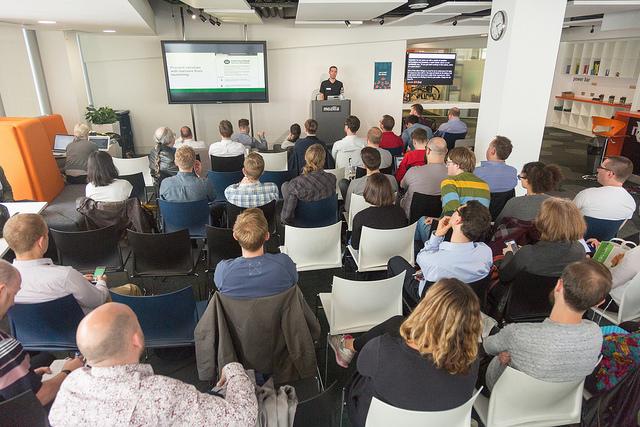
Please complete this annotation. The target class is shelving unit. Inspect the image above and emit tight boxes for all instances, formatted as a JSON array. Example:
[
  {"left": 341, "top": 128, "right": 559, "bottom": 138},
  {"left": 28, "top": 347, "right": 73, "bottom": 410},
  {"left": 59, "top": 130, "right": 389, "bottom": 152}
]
[
  {"left": 551, "top": 96, "right": 630, "bottom": 135},
  {"left": 560, "top": 39, "right": 640, "bottom": 78}
]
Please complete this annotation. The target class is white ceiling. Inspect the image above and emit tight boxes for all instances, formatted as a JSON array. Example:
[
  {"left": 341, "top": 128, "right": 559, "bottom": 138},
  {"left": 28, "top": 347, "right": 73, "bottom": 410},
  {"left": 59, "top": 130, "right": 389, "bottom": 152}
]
[
  {"left": 426, "top": 1, "right": 492, "bottom": 14},
  {"left": 565, "top": 0, "right": 640, "bottom": 18},
  {"left": 296, "top": 0, "right": 407, "bottom": 21},
  {"left": 182, "top": 0, "right": 251, "bottom": 10},
  {"left": 0, "top": 0, "right": 156, "bottom": 34},
  {"left": 386, "top": 12, "right": 458, "bottom": 26}
]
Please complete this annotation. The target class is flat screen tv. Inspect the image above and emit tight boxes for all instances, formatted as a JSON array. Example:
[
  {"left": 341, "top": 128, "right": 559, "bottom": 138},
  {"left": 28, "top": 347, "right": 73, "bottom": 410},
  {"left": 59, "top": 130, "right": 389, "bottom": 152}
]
[
  {"left": 405, "top": 52, "right": 456, "bottom": 86},
  {"left": 161, "top": 40, "right": 268, "bottom": 104}
]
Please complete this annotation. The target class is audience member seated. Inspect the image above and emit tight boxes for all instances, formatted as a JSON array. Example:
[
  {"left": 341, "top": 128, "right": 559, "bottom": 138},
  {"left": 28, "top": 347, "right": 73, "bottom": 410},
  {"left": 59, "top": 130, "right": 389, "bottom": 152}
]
[
  {"left": 64, "top": 123, "right": 98, "bottom": 185},
  {"left": 495, "top": 161, "right": 562, "bottom": 224},
  {"left": 350, "top": 173, "right": 407, "bottom": 250},
  {"left": 281, "top": 144, "right": 336, "bottom": 225},
  {"left": 395, "top": 128, "right": 429, "bottom": 183},
  {"left": 498, "top": 197, "right": 587, "bottom": 284},
  {"left": 342, "top": 147, "right": 398, "bottom": 214},
  {"left": 49, "top": 302, "right": 257, "bottom": 425},
  {"left": 349, "top": 127, "right": 392, "bottom": 170},
  {"left": 148, "top": 127, "right": 178, "bottom": 186},
  {"left": 160, "top": 145, "right": 215, "bottom": 202},
  {"left": 573, "top": 155, "right": 636, "bottom": 222},
  {"left": 209, "top": 120, "right": 246, "bottom": 158},
  {"left": 391, "top": 201, "right": 492, "bottom": 307},
  {"left": 0, "top": 260, "right": 84, "bottom": 405},
  {"left": 399, "top": 137, "right": 448, "bottom": 218},
  {"left": 232, "top": 118, "right": 267, "bottom": 151},
  {"left": 473, "top": 136, "right": 518, "bottom": 193},
  {"left": 409, "top": 103, "right": 436, "bottom": 129},
  {"left": 481, "top": 259, "right": 610, "bottom": 392},
  {"left": 4, "top": 214, "right": 137, "bottom": 314},
  {"left": 271, "top": 123, "right": 301, "bottom": 149},
  {"left": 401, "top": 115, "right": 432, "bottom": 152},
  {"left": 215, "top": 209, "right": 297, "bottom": 298},
  {"left": 0, "top": 165, "right": 14, "bottom": 202},
  {"left": 331, "top": 115, "right": 365, "bottom": 161},
  {"left": 342, "top": 279, "right": 481, "bottom": 427},
  {"left": 85, "top": 151, "right": 133, "bottom": 203},
  {"left": 288, "top": 119, "right": 332, "bottom": 176},
  {"left": 174, "top": 126, "right": 205, "bottom": 149},
  {"left": 378, "top": 115, "right": 403, "bottom": 152},
  {"left": 224, "top": 152, "right": 278, "bottom": 208},
  {"left": 436, "top": 107, "right": 468, "bottom": 135}
]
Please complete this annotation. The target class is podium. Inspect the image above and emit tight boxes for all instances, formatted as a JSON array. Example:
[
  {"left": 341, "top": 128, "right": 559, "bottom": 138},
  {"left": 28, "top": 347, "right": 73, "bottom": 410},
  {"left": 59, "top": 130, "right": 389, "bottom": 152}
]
[{"left": 310, "top": 99, "right": 351, "bottom": 147}]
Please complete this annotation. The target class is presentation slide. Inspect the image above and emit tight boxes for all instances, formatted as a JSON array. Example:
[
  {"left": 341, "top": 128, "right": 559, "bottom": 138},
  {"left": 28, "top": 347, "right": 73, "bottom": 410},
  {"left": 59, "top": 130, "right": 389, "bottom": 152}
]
[
  {"left": 405, "top": 52, "right": 456, "bottom": 86},
  {"left": 161, "top": 41, "right": 268, "bottom": 103}
]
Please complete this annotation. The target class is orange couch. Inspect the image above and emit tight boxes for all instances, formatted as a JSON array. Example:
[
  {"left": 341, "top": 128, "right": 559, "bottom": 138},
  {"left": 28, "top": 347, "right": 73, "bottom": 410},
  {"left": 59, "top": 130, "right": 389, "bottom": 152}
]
[
  {"left": 37, "top": 114, "right": 68, "bottom": 148},
  {"left": 0, "top": 116, "right": 65, "bottom": 202}
]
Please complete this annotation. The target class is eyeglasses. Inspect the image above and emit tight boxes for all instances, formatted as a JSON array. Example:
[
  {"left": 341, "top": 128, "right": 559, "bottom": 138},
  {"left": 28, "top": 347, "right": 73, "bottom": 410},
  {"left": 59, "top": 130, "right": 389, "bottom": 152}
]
[
  {"left": 597, "top": 165, "right": 613, "bottom": 173},
  {"left": 517, "top": 174, "right": 526, "bottom": 180},
  {"left": 446, "top": 161, "right": 456, "bottom": 166}
]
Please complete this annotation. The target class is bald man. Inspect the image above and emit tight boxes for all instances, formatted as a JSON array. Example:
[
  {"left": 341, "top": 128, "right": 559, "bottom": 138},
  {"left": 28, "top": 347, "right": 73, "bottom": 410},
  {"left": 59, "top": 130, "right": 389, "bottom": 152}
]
[
  {"left": 49, "top": 303, "right": 257, "bottom": 426},
  {"left": 0, "top": 260, "right": 83, "bottom": 405}
]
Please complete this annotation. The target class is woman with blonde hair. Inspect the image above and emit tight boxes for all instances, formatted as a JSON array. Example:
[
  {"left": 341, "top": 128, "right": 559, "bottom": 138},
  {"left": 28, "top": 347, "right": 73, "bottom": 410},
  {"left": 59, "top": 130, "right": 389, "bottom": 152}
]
[
  {"left": 280, "top": 144, "right": 336, "bottom": 224},
  {"left": 334, "top": 278, "right": 481, "bottom": 427},
  {"left": 64, "top": 123, "right": 98, "bottom": 184}
]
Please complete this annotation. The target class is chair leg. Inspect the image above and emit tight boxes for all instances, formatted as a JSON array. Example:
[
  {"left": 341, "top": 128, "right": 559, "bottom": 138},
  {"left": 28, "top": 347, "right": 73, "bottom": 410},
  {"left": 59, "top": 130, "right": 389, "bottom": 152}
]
[
  {"left": 339, "top": 387, "right": 345, "bottom": 427},
  {"left": 324, "top": 332, "right": 330, "bottom": 387}
]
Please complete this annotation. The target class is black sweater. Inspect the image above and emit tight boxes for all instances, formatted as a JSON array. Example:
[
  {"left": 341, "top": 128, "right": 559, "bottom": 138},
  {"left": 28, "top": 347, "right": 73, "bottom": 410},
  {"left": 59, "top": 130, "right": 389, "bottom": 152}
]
[{"left": 351, "top": 205, "right": 409, "bottom": 250}]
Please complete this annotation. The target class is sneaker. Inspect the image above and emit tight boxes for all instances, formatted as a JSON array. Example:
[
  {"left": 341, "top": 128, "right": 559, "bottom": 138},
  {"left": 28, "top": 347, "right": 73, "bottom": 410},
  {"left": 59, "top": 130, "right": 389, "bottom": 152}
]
[{"left": 328, "top": 334, "right": 355, "bottom": 368}]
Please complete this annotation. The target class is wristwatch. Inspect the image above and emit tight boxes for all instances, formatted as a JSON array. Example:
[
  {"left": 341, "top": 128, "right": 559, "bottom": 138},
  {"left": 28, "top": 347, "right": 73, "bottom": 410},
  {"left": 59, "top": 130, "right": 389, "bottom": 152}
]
[{"left": 61, "top": 369, "right": 72, "bottom": 376}]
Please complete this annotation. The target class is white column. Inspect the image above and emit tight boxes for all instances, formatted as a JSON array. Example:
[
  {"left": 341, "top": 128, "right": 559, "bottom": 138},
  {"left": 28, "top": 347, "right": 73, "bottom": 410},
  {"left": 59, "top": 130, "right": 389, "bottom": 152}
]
[
  {"left": 475, "top": 0, "right": 566, "bottom": 175},
  {"left": 22, "top": 28, "right": 52, "bottom": 116}
]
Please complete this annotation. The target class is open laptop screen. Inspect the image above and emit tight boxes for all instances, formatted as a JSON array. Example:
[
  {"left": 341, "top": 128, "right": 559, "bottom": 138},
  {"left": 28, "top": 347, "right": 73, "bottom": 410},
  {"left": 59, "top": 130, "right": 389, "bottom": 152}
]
[
  {"left": 53, "top": 134, "right": 74, "bottom": 151},
  {"left": 88, "top": 135, "right": 110, "bottom": 150}
]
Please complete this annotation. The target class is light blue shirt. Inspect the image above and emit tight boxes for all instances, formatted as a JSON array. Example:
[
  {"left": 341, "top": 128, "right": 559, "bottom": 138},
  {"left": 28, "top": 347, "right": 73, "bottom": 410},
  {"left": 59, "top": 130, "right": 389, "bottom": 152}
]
[
  {"left": 416, "top": 233, "right": 493, "bottom": 297},
  {"left": 159, "top": 172, "right": 216, "bottom": 202},
  {"left": 401, "top": 123, "right": 433, "bottom": 151},
  {"left": 473, "top": 161, "right": 518, "bottom": 193},
  {"left": 231, "top": 132, "right": 267, "bottom": 150},
  {"left": 437, "top": 117, "right": 468, "bottom": 135}
]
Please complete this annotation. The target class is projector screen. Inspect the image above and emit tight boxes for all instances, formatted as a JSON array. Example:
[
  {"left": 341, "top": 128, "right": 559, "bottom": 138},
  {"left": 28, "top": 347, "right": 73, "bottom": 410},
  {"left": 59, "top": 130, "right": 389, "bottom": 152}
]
[
  {"left": 161, "top": 40, "right": 268, "bottom": 104},
  {"left": 405, "top": 52, "right": 456, "bottom": 86}
]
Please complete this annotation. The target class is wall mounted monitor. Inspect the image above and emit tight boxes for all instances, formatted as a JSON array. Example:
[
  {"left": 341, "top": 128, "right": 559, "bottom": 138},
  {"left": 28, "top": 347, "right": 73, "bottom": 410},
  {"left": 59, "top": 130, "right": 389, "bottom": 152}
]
[
  {"left": 405, "top": 52, "right": 457, "bottom": 86},
  {"left": 161, "top": 40, "right": 269, "bottom": 104}
]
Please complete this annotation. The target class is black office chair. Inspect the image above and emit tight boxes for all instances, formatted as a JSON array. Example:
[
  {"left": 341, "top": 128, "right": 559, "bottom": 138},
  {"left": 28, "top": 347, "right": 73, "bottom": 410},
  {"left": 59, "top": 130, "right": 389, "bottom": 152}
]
[
  {"left": 0, "top": 390, "right": 48, "bottom": 427},
  {"left": 489, "top": 189, "right": 516, "bottom": 221},
  {"left": 584, "top": 216, "right": 624, "bottom": 241},
  {"left": 205, "top": 226, "right": 242, "bottom": 273},
  {"left": 409, "top": 192, "right": 442, "bottom": 224},
  {"left": 502, "top": 272, "right": 559, "bottom": 324},
  {"left": 355, "top": 166, "right": 393, "bottom": 178},
  {"left": 441, "top": 131, "right": 467, "bottom": 151},
  {"left": 50, "top": 224, "right": 125, "bottom": 273},
  {"left": 468, "top": 274, "right": 491, "bottom": 311},
  {"left": 293, "top": 381, "right": 342, "bottom": 427},
  {"left": 226, "top": 200, "right": 277, "bottom": 233},
  {"left": 211, "top": 154, "right": 244, "bottom": 172},
  {"left": 119, "top": 172, "right": 146, "bottom": 202},
  {"left": 259, "top": 171, "right": 291, "bottom": 199}
]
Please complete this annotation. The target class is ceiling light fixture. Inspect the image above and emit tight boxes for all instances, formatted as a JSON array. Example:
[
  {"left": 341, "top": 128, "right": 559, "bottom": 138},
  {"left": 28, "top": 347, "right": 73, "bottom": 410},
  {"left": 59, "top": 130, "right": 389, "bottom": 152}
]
[
  {"left": 590, "top": 25, "right": 595, "bottom": 33},
  {"left": 38, "top": 20, "right": 56, "bottom": 24},
  {"left": 408, "top": 0, "right": 429, "bottom": 9},
  {"left": 452, "top": 19, "right": 458, "bottom": 26},
  {"left": 186, "top": 7, "right": 196, "bottom": 19},
  {"left": 103, "top": 30, "right": 116, "bottom": 33},
  {"left": 379, "top": 18, "right": 385, "bottom": 25},
  {"left": 199, "top": 13, "right": 207, "bottom": 22}
]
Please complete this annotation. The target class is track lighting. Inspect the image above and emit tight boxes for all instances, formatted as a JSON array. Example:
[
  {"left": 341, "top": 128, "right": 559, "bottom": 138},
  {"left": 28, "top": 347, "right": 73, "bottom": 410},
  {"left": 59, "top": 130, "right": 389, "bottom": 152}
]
[
  {"left": 345, "top": 20, "right": 351, "bottom": 27},
  {"left": 590, "top": 25, "right": 595, "bottom": 33},
  {"left": 379, "top": 18, "right": 384, "bottom": 25},
  {"left": 452, "top": 19, "right": 458, "bottom": 26},
  {"left": 186, "top": 8, "right": 196, "bottom": 19},
  {"left": 199, "top": 13, "right": 207, "bottom": 22}
]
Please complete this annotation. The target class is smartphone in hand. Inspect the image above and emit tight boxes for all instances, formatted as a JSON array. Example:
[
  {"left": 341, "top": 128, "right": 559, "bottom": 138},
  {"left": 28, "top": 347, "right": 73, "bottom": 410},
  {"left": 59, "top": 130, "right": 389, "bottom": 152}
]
[
  {"left": 91, "top": 266, "right": 106, "bottom": 283},
  {"left": 505, "top": 240, "right": 519, "bottom": 253}
]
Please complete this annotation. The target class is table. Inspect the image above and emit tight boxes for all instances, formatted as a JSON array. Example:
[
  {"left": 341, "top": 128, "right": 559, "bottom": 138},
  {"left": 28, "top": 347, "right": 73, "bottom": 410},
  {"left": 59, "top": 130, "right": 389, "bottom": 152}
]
[{"left": 1, "top": 202, "right": 48, "bottom": 258}]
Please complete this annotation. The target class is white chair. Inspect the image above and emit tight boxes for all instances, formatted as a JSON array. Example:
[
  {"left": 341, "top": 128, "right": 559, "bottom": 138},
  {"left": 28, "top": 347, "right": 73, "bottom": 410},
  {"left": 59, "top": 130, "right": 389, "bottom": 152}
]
[
  {"left": 473, "top": 366, "right": 585, "bottom": 427},
  {"left": 259, "top": 151, "right": 288, "bottom": 171},
  {"left": 454, "top": 138, "right": 475, "bottom": 151},
  {"left": 344, "top": 193, "right": 372, "bottom": 231},
  {"left": 335, "top": 149, "right": 360, "bottom": 171},
  {"left": 347, "top": 222, "right": 417, "bottom": 272},
  {"left": 366, "top": 389, "right": 482, "bottom": 427},
  {"left": 112, "top": 156, "right": 153, "bottom": 187},
  {"left": 279, "top": 222, "right": 342, "bottom": 272},
  {"left": 324, "top": 168, "right": 345, "bottom": 200},
  {"left": 481, "top": 312, "right": 498, "bottom": 340},
  {"left": 591, "top": 271, "right": 640, "bottom": 325},
  {"left": 194, "top": 146, "right": 212, "bottom": 172}
]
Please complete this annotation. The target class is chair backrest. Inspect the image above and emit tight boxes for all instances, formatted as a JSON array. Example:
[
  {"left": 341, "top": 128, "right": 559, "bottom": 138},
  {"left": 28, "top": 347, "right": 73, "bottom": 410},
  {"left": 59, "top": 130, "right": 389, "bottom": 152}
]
[
  {"left": 110, "top": 286, "right": 198, "bottom": 347},
  {"left": 158, "top": 198, "right": 210, "bottom": 238},
  {"left": 409, "top": 192, "right": 442, "bottom": 223},
  {"left": 119, "top": 172, "right": 146, "bottom": 202},
  {"left": 207, "top": 170, "right": 244, "bottom": 202},
  {"left": 325, "top": 168, "right": 346, "bottom": 192},
  {"left": 347, "top": 193, "right": 373, "bottom": 231},
  {"left": 387, "top": 146, "right": 403, "bottom": 156},
  {"left": 468, "top": 274, "right": 491, "bottom": 310},
  {"left": 8, "top": 294, "right": 84, "bottom": 351},
  {"left": 442, "top": 132, "right": 467, "bottom": 150},
  {"left": 283, "top": 222, "right": 342, "bottom": 272},
  {"left": 112, "top": 156, "right": 153, "bottom": 186},
  {"left": 294, "top": 381, "right": 341, "bottom": 427},
  {"left": 454, "top": 138, "right": 476, "bottom": 150},
  {"left": 226, "top": 199, "right": 277, "bottom": 233},
  {"left": 193, "top": 146, "right": 211, "bottom": 171},
  {"left": 485, "top": 366, "right": 584, "bottom": 427},
  {"left": 50, "top": 224, "right": 123, "bottom": 272},
  {"left": 127, "top": 229, "right": 194, "bottom": 276},
  {"left": 329, "top": 272, "right": 405, "bottom": 334},
  {"left": 294, "top": 194, "right": 338, "bottom": 228},
  {"left": 584, "top": 216, "right": 624, "bottom": 241},
  {"left": 618, "top": 271, "right": 640, "bottom": 323},
  {"left": 206, "top": 225, "right": 242, "bottom": 271},
  {"left": 504, "top": 271, "right": 559, "bottom": 323},
  {"left": 259, "top": 170, "right": 291, "bottom": 199},
  {"left": 0, "top": 390, "right": 48, "bottom": 427},
  {"left": 259, "top": 151, "right": 288, "bottom": 171},
  {"left": 356, "top": 223, "right": 418, "bottom": 272},
  {"left": 211, "top": 154, "right": 244, "bottom": 172},
  {"left": 489, "top": 189, "right": 515, "bottom": 221},
  {"left": 366, "top": 389, "right": 481, "bottom": 427},
  {"left": 335, "top": 149, "right": 360, "bottom": 171}
]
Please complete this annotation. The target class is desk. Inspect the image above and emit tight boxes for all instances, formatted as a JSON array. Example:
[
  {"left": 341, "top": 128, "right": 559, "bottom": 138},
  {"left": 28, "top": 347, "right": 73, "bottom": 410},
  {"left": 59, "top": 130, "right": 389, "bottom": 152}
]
[{"left": 1, "top": 202, "right": 48, "bottom": 258}]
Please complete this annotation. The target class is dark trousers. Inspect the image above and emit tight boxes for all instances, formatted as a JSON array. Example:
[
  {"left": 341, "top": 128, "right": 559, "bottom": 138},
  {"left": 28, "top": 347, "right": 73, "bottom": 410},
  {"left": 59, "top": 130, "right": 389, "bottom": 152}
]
[
  {"left": 387, "top": 256, "right": 421, "bottom": 309},
  {"left": 353, "top": 315, "right": 404, "bottom": 352}
]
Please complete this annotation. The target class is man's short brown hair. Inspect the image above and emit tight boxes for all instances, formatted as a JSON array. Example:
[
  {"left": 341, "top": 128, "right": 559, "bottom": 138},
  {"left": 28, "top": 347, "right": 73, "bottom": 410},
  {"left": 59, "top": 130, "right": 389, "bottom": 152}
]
[
  {"left": 3, "top": 214, "right": 48, "bottom": 254},
  {"left": 458, "top": 201, "right": 491, "bottom": 242},
  {"left": 238, "top": 118, "right": 250, "bottom": 129},
  {"left": 361, "top": 146, "right": 381, "bottom": 171},
  {"left": 233, "top": 208, "right": 269, "bottom": 251},
  {"left": 244, "top": 152, "right": 265, "bottom": 179},
  {"left": 411, "top": 128, "right": 429, "bottom": 146},
  {"left": 448, "top": 107, "right": 461, "bottom": 117},
  {"left": 304, "top": 119, "right": 318, "bottom": 134},
  {"left": 380, "top": 115, "right": 395, "bottom": 131},
  {"left": 219, "top": 120, "right": 233, "bottom": 138},
  {"left": 605, "top": 156, "right": 633, "bottom": 183},
  {"left": 447, "top": 147, "right": 476, "bottom": 173},
  {"left": 367, "top": 127, "right": 382, "bottom": 146},
  {"left": 345, "top": 116, "right": 360, "bottom": 133},
  {"left": 363, "top": 172, "right": 394, "bottom": 207},
  {"left": 411, "top": 104, "right": 424, "bottom": 115},
  {"left": 491, "top": 136, "right": 513, "bottom": 161},
  {"left": 561, "top": 259, "right": 612, "bottom": 312},
  {"left": 175, "top": 145, "right": 196, "bottom": 170}
]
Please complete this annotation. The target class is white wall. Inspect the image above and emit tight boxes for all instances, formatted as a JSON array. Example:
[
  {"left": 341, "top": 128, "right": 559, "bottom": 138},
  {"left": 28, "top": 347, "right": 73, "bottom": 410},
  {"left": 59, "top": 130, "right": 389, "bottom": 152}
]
[{"left": 0, "top": 24, "right": 39, "bottom": 117}]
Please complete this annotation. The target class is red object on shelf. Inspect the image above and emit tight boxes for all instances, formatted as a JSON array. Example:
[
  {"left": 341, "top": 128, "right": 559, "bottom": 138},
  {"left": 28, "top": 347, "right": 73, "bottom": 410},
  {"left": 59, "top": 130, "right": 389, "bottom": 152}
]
[{"left": 555, "top": 95, "right": 631, "bottom": 109}]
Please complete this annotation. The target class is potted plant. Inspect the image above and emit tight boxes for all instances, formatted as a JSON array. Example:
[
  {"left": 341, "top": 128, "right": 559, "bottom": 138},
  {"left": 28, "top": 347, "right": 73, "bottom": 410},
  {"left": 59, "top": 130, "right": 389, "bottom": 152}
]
[{"left": 85, "top": 106, "right": 120, "bottom": 134}]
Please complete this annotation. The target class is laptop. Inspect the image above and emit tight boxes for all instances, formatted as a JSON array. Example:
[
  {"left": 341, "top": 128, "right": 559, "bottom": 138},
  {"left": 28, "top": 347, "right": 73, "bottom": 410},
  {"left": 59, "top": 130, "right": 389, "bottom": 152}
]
[
  {"left": 53, "top": 134, "right": 74, "bottom": 154},
  {"left": 88, "top": 135, "right": 110, "bottom": 151}
]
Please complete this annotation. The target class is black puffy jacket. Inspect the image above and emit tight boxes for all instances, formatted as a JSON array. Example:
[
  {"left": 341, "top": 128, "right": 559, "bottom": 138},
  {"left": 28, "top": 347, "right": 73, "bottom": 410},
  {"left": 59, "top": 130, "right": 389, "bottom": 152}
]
[{"left": 148, "top": 144, "right": 178, "bottom": 185}]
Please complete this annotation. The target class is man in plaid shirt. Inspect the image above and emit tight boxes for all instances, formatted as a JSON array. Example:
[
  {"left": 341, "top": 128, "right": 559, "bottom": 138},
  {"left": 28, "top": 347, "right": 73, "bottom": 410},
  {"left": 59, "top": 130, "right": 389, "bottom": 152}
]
[{"left": 224, "top": 152, "right": 279, "bottom": 208}]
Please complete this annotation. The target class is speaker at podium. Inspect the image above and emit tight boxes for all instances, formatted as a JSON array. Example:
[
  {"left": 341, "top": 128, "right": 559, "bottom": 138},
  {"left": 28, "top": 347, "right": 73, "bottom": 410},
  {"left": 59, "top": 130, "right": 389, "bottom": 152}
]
[{"left": 310, "top": 99, "right": 351, "bottom": 148}]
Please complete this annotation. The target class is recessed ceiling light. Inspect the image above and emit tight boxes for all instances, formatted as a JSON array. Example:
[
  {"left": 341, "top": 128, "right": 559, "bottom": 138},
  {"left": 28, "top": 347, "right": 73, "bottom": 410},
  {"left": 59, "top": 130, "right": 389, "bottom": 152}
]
[
  {"left": 408, "top": 0, "right": 429, "bottom": 9},
  {"left": 38, "top": 20, "right": 56, "bottom": 24},
  {"left": 103, "top": 30, "right": 116, "bottom": 33}
]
